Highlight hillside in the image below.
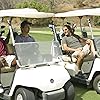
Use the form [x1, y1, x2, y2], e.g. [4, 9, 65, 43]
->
[0, 0, 99, 27]
[0, 0, 100, 12]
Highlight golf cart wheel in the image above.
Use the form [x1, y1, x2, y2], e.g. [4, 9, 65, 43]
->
[93, 75, 100, 94]
[63, 81, 75, 100]
[14, 88, 35, 100]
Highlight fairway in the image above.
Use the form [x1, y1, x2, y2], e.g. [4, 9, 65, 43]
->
[30, 32, 53, 41]
[74, 83, 100, 100]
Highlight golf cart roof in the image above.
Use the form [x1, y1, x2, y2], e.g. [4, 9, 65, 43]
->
[55, 8, 100, 17]
[0, 8, 54, 18]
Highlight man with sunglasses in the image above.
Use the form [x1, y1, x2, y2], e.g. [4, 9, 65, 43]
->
[62, 24, 95, 76]
[15, 20, 35, 43]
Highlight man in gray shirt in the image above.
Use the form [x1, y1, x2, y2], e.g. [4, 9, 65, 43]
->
[62, 24, 95, 74]
[15, 20, 35, 43]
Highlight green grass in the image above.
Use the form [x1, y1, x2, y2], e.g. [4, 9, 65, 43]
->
[74, 83, 100, 100]
[29, 27, 53, 41]
[30, 32, 53, 41]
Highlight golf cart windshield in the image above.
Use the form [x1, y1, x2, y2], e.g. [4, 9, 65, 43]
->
[15, 41, 62, 66]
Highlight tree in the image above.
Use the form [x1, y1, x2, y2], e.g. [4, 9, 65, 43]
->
[16, 0, 49, 12]
[15, 0, 51, 26]
[73, 0, 86, 8]
[94, 16, 100, 26]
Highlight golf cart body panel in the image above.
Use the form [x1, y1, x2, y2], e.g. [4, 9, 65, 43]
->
[88, 58, 100, 81]
[9, 64, 70, 96]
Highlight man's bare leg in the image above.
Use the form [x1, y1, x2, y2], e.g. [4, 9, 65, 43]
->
[11, 58, 17, 67]
[76, 52, 85, 71]
[90, 40, 96, 56]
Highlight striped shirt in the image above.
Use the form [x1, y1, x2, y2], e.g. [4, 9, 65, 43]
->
[0, 38, 7, 56]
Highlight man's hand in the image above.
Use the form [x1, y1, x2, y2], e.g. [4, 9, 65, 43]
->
[86, 39, 92, 44]
[76, 48, 82, 51]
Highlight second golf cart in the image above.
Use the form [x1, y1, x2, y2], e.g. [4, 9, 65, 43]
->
[53, 8, 100, 94]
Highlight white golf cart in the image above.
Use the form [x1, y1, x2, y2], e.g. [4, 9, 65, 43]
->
[53, 8, 100, 94]
[0, 8, 75, 100]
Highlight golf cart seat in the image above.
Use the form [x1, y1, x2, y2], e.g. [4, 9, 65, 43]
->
[62, 52, 95, 62]
[62, 52, 95, 76]
[83, 53, 95, 61]
[1, 66, 16, 73]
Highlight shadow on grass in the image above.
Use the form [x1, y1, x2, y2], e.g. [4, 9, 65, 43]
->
[73, 83, 91, 100]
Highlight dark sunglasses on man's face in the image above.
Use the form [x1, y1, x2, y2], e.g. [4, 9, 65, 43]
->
[63, 29, 68, 31]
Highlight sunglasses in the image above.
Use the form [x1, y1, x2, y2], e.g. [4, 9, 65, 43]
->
[63, 29, 68, 31]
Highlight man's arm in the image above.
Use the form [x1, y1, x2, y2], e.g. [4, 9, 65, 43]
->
[62, 43, 81, 53]
[73, 33, 86, 45]
[62, 43, 76, 52]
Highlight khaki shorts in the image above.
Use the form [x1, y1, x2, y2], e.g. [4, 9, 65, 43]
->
[72, 44, 90, 58]
[1, 55, 15, 67]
